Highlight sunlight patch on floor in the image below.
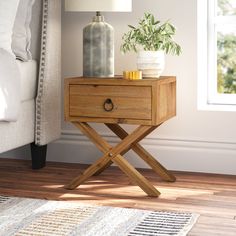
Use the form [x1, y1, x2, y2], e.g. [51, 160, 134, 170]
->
[42, 184, 65, 188]
[156, 187, 214, 200]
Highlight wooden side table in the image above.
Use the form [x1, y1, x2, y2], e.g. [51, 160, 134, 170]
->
[64, 76, 176, 197]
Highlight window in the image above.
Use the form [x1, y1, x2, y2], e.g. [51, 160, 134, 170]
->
[198, 0, 236, 109]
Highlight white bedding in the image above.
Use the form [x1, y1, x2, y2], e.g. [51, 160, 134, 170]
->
[16, 59, 37, 102]
[0, 50, 37, 122]
[0, 49, 20, 122]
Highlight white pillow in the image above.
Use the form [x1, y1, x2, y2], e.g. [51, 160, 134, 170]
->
[0, 0, 20, 56]
[12, 0, 35, 61]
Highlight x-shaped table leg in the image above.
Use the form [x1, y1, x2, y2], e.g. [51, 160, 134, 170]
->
[65, 122, 161, 197]
[105, 124, 176, 182]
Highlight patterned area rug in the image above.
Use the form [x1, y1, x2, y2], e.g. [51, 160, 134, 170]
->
[0, 196, 199, 236]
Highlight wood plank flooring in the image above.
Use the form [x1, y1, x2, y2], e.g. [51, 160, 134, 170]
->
[0, 158, 235, 235]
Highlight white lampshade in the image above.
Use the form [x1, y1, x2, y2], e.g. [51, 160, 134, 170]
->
[65, 0, 132, 12]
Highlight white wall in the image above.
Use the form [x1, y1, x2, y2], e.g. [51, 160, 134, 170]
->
[3, 0, 236, 175]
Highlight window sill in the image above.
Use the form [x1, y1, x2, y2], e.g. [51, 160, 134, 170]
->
[198, 102, 236, 112]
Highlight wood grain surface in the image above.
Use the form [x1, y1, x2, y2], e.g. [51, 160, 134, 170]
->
[64, 77, 176, 125]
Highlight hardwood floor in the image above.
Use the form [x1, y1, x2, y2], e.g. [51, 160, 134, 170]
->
[0, 158, 235, 235]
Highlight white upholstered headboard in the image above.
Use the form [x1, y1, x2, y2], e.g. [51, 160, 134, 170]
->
[30, 0, 43, 60]
[29, 0, 62, 145]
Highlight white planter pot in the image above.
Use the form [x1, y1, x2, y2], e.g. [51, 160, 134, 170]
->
[137, 50, 165, 78]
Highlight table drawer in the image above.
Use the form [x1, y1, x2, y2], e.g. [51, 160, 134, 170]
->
[69, 85, 152, 120]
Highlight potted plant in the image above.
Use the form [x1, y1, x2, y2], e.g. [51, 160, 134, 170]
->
[121, 13, 182, 78]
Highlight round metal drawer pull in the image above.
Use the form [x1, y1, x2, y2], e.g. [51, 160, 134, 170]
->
[103, 98, 114, 112]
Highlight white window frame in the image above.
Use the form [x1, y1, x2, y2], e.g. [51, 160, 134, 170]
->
[198, 0, 236, 111]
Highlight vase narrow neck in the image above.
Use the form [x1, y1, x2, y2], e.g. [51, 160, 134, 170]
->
[93, 11, 105, 22]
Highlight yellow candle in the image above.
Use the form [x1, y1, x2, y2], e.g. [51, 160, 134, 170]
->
[123, 71, 142, 80]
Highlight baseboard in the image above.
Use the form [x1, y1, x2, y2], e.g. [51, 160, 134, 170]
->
[47, 129, 236, 175]
[0, 145, 31, 160]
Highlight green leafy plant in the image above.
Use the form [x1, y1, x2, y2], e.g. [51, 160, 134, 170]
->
[121, 13, 182, 55]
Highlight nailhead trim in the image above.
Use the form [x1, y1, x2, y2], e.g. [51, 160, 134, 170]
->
[35, 0, 48, 145]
